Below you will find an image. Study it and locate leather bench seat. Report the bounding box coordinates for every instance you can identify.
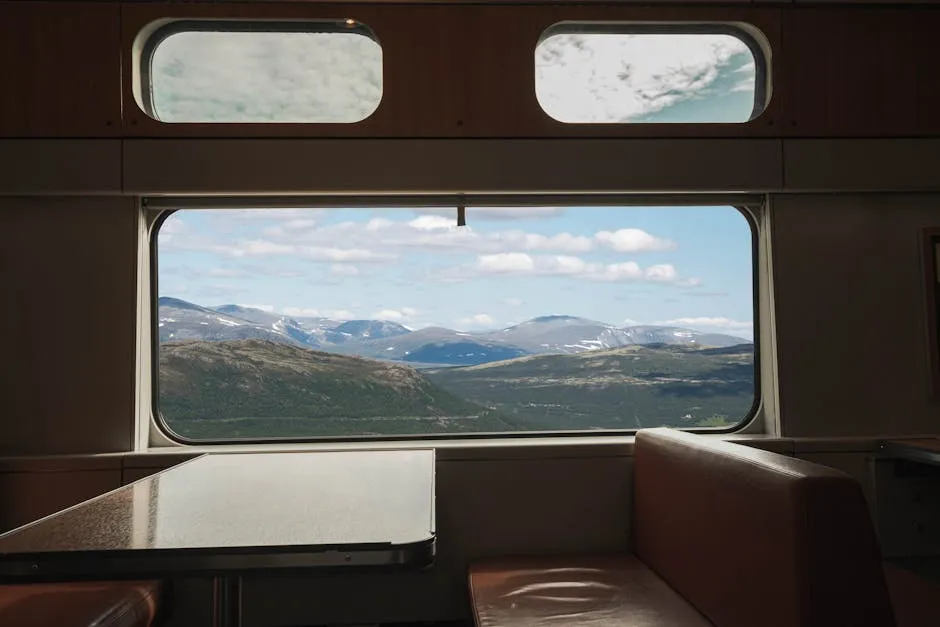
[0,580,163,627]
[470,554,712,627]
[469,428,896,627]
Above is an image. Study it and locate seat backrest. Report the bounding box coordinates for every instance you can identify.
[633,428,895,627]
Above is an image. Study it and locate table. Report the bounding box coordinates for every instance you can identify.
[0,449,436,627]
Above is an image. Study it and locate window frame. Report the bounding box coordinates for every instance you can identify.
[137,18,383,123]
[147,196,762,445]
[535,21,771,124]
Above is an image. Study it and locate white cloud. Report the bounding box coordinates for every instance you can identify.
[412,207,566,221]
[207,268,245,278]
[478,253,536,273]
[472,254,687,284]
[282,307,321,317]
[330,263,360,276]
[210,240,394,263]
[595,229,676,252]
[535,33,753,122]
[656,317,753,330]
[408,215,454,231]
[151,31,381,123]
[460,313,495,328]
[372,308,418,322]
[505,297,524,307]
[282,307,356,320]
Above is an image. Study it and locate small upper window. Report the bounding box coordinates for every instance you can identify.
[535,24,767,124]
[140,20,382,123]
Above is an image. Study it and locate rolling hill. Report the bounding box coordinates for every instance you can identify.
[423,343,756,431]
[158,339,518,438]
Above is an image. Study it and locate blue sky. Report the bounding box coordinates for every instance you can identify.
[159,206,754,340]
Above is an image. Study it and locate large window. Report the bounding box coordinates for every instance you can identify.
[535,24,767,123]
[140,20,382,123]
[153,204,758,442]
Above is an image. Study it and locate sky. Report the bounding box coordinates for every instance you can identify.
[152,27,758,339]
[159,206,755,340]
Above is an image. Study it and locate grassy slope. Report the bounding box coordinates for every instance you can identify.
[423,343,756,430]
[159,339,518,438]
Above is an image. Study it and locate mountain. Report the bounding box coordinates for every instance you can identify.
[159,339,519,438]
[326,326,530,366]
[424,343,756,431]
[213,304,318,346]
[324,319,411,344]
[157,298,752,367]
[490,316,747,353]
[157,297,302,345]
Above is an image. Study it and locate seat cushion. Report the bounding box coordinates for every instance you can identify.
[883,561,940,627]
[469,554,713,627]
[0,580,162,627]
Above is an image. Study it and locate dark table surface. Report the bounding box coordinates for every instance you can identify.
[0,449,436,582]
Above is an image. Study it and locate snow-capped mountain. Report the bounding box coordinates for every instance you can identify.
[157,298,751,366]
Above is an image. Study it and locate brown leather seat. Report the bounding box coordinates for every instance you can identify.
[470,553,713,627]
[633,428,895,627]
[0,580,163,627]
[469,428,896,627]
[883,561,940,627]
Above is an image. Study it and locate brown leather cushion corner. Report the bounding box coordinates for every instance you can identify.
[633,428,895,627]
[0,580,163,627]
[469,554,714,627]
[883,561,940,627]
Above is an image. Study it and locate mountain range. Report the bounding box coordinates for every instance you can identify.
[159,297,751,367]
[158,338,754,439]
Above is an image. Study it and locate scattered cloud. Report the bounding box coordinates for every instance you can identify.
[596,229,676,253]
[505,297,524,307]
[151,32,381,123]
[412,207,566,221]
[469,253,692,284]
[282,307,356,320]
[372,308,418,322]
[535,33,753,122]
[655,317,753,331]
[460,313,495,328]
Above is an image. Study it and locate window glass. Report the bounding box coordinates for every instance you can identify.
[155,205,756,441]
[145,23,382,122]
[535,27,763,123]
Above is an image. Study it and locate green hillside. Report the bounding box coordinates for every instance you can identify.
[423,343,756,431]
[159,339,517,438]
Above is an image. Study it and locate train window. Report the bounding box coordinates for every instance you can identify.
[535,24,767,123]
[153,205,758,443]
[140,20,382,123]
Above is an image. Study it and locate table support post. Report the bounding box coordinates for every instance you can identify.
[213,574,242,627]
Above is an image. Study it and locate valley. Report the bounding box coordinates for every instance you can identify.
[156,298,756,438]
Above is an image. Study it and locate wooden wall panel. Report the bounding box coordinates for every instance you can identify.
[121,2,782,138]
[0,469,121,532]
[0,197,139,455]
[780,8,940,137]
[0,2,122,137]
